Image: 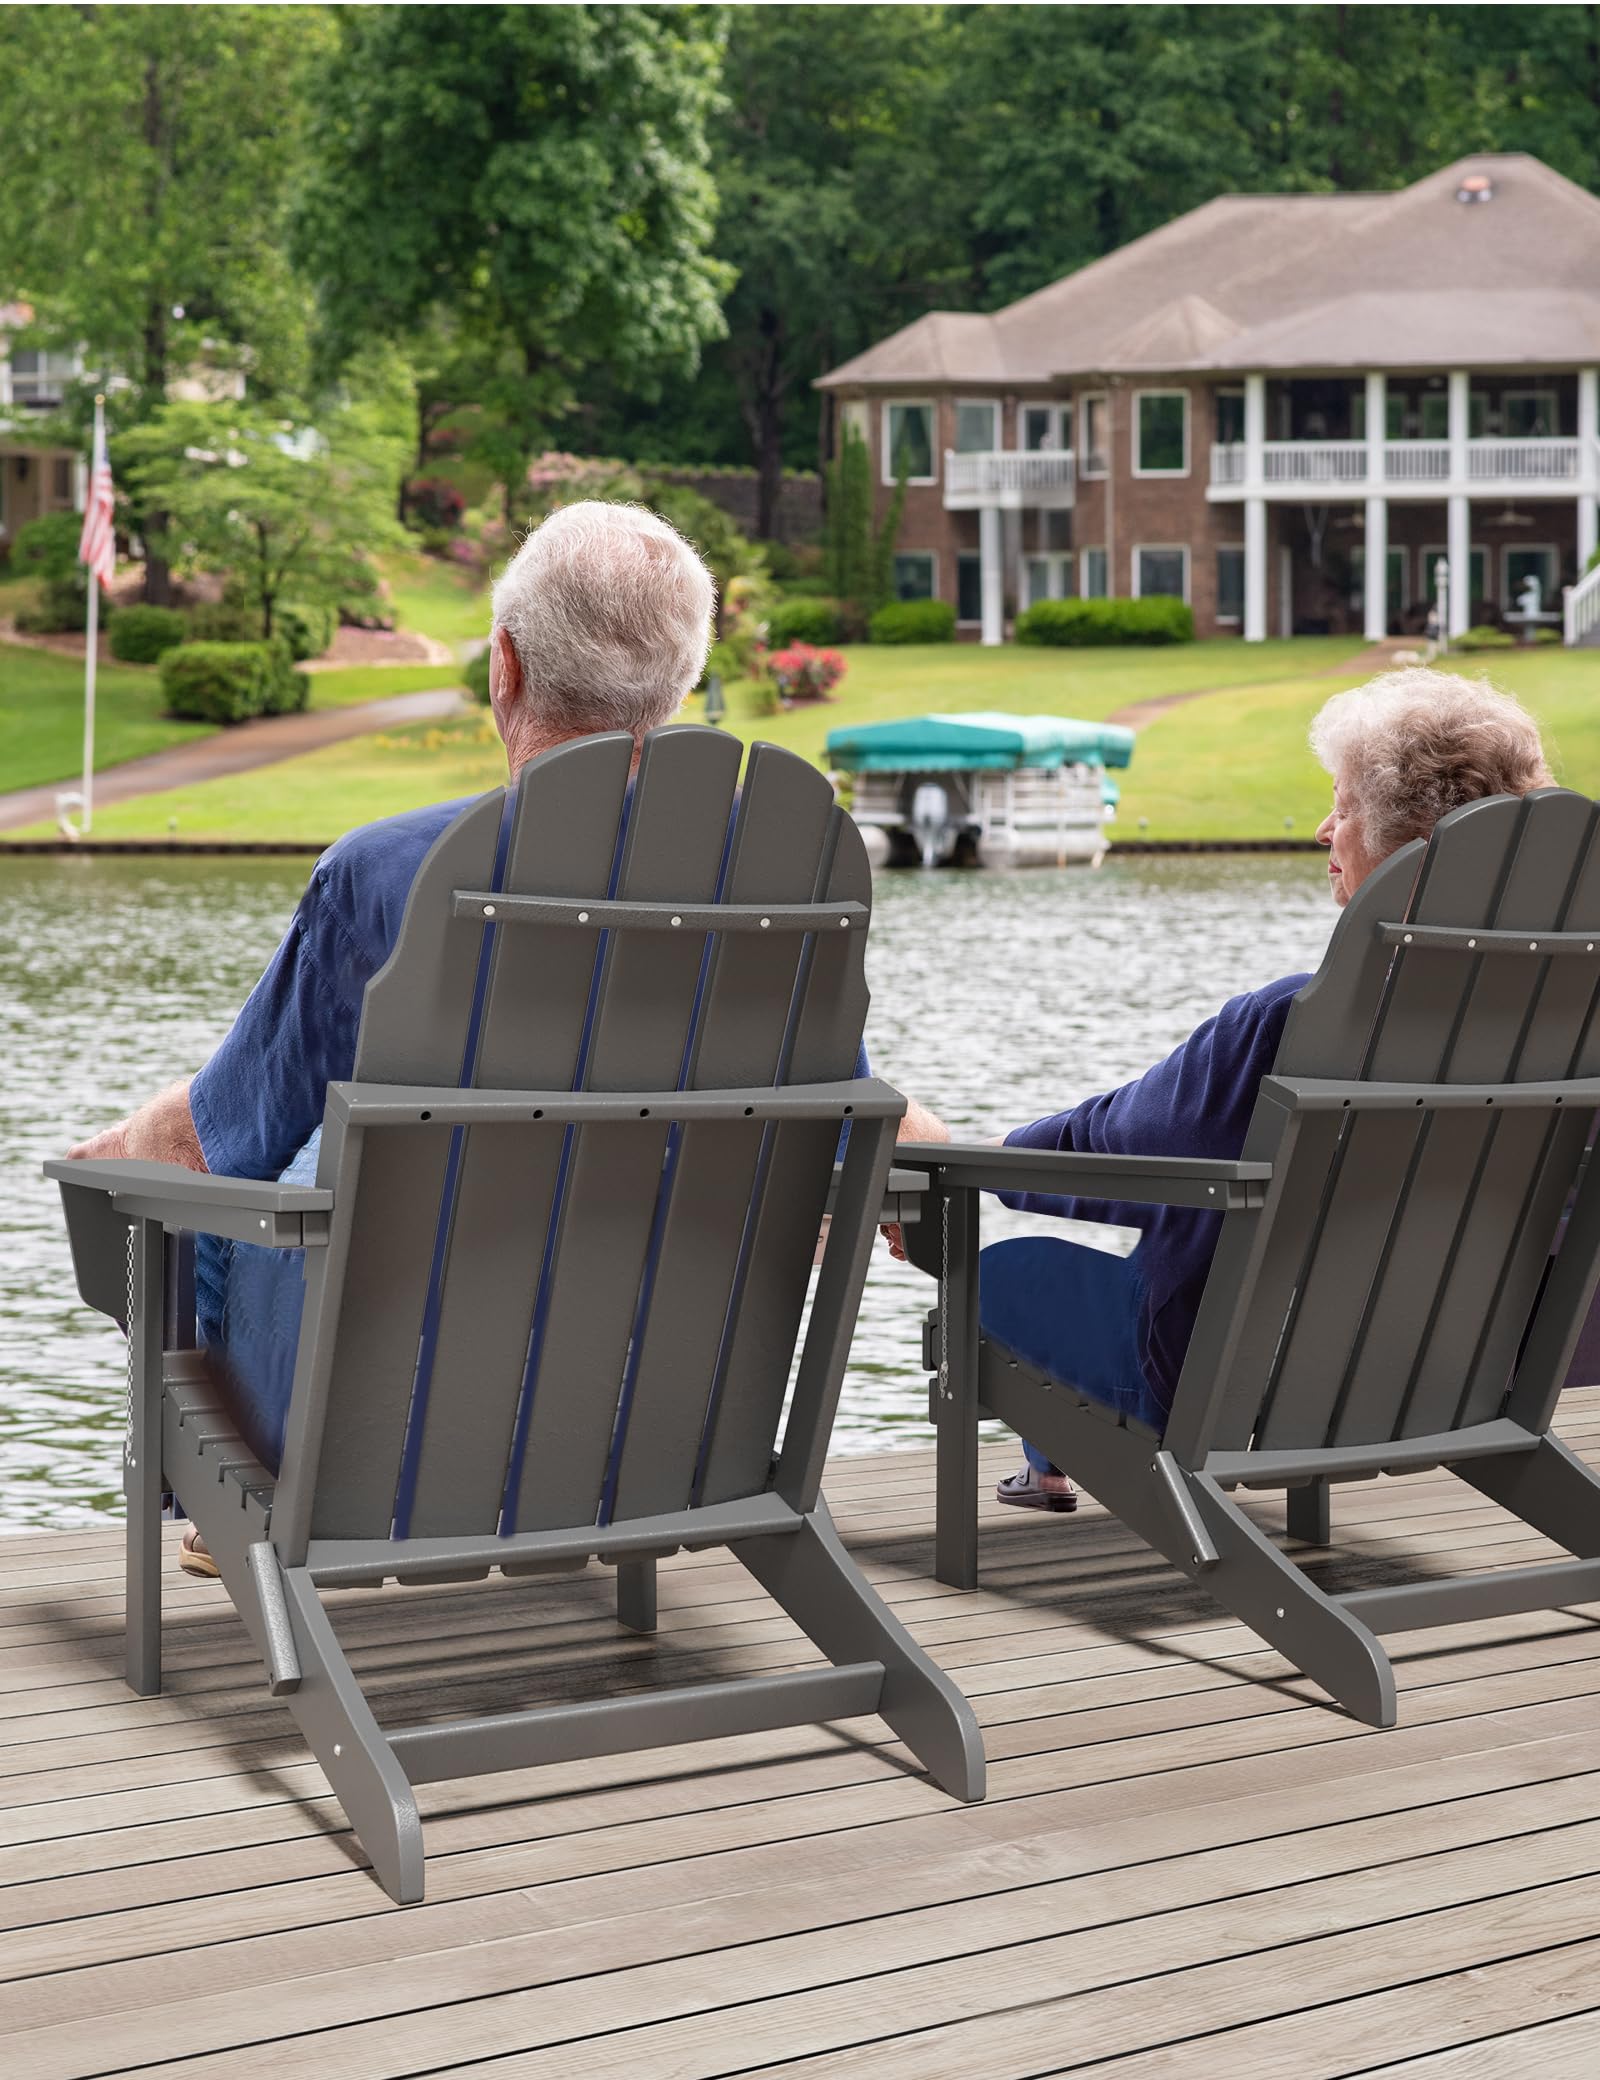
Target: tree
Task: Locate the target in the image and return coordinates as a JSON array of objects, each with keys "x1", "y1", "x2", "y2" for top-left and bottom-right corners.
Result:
[
  {"x1": 119, "y1": 386, "x2": 408, "y2": 640},
  {"x1": 0, "y1": 6, "x2": 329, "y2": 600},
  {"x1": 294, "y1": 5, "x2": 731, "y2": 513}
]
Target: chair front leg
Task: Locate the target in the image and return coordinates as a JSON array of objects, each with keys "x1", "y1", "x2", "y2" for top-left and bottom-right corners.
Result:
[
  {"x1": 125, "y1": 1219, "x2": 166, "y2": 1696},
  {"x1": 933, "y1": 1184, "x2": 982, "y2": 1591}
]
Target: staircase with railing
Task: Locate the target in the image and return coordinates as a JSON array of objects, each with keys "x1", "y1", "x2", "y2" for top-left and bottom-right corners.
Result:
[{"x1": 1564, "y1": 559, "x2": 1600, "y2": 646}]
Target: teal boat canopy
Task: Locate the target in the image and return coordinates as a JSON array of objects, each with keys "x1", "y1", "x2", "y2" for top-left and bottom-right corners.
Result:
[{"x1": 825, "y1": 711, "x2": 1135, "y2": 775}]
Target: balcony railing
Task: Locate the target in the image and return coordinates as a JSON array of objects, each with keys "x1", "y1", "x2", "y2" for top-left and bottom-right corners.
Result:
[
  {"x1": 943, "y1": 449, "x2": 1076, "y2": 506},
  {"x1": 1211, "y1": 437, "x2": 1592, "y2": 491}
]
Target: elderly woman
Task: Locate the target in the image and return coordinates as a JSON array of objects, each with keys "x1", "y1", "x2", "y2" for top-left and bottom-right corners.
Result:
[{"x1": 897, "y1": 667, "x2": 1554, "y2": 1513}]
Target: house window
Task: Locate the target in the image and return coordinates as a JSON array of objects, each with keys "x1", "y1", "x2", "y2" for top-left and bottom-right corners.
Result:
[
  {"x1": 1215, "y1": 390, "x2": 1245, "y2": 447},
  {"x1": 883, "y1": 401, "x2": 935, "y2": 484},
  {"x1": 953, "y1": 400, "x2": 999, "y2": 454},
  {"x1": 1504, "y1": 543, "x2": 1559, "y2": 611},
  {"x1": 1133, "y1": 545, "x2": 1189, "y2": 601},
  {"x1": 1503, "y1": 390, "x2": 1560, "y2": 439},
  {"x1": 1353, "y1": 390, "x2": 1409, "y2": 441},
  {"x1": 893, "y1": 551, "x2": 936, "y2": 601},
  {"x1": 1081, "y1": 394, "x2": 1108, "y2": 477},
  {"x1": 52, "y1": 457, "x2": 72, "y2": 502},
  {"x1": 839, "y1": 399, "x2": 869, "y2": 449},
  {"x1": 8, "y1": 349, "x2": 76, "y2": 409},
  {"x1": 1422, "y1": 544, "x2": 1486, "y2": 605},
  {"x1": 957, "y1": 553, "x2": 983, "y2": 623},
  {"x1": 1135, "y1": 391, "x2": 1189, "y2": 476},
  {"x1": 1022, "y1": 403, "x2": 1066, "y2": 452},
  {"x1": 1419, "y1": 390, "x2": 1489, "y2": 439},
  {"x1": 1351, "y1": 547, "x2": 1409, "y2": 619},
  {"x1": 1022, "y1": 553, "x2": 1072, "y2": 607},
  {"x1": 1081, "y1": 545, "x2": 1109, "y2": 597},
  {"x1": 1216, "y1": 546, "x2": 1245, "y2": 624}
]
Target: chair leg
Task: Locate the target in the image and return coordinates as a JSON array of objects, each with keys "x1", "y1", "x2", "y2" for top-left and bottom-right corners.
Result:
[
  {"x1": 733, "y1": 1502, "x2": 985, "y2": 1803},
  {"x1": 1189, "y1": 1472, "x2": 1397, "y2": 1728},
  {"x1": 617, "y1": 1557, "x2": 657, "y2": 1633},
  {"x1": 934, "y1": 1191, "x2": 981, "y2": 1592},
  {"x1": 125, "y1": 1221, "x2": 165, "y2": 1697},
  {"x1": 280, "y1": 1569, "x2": 425, "y2": 1904},
  {"x1": 1286, "y1": 1477, "x2": 1331, "y2": 1546}
]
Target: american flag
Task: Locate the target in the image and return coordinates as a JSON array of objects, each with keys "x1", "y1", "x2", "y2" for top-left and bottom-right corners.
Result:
[{"x1": 78, "y1": 403, "x2": 116, "y2": 591}]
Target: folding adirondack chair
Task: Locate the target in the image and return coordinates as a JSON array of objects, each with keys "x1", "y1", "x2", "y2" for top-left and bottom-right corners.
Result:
[
  {"x1": 900, "y1": 787, "x2": 1600, "y2": 1727},
  {"x1": 46, "y1": 727, "x2": 983, "y2": 1902}
]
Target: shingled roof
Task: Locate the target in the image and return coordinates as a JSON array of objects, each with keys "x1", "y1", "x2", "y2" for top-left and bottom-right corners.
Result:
[{"x1": 816, "y1": 156, "x2": 1600, "y2": 388}]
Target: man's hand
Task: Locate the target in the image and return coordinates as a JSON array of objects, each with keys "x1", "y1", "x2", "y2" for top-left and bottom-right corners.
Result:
[{"x1": 69, "y1": 1079, "x2": 208, "y2": 1172}]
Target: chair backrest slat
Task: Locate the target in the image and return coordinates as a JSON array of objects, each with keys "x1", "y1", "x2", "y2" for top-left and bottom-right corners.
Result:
[
  {"x1": 397, "y1": 737, "x2": 633, "y2": 1537},
  {"x1": 696, "y1": 815, "x2": 872, "y2": 1506},
  {"x1": 608, "y1": 745, "x2": 840, "y2": 1521},
  {"x1": 1181, "y1": 788, "x2": 1600, "y2": 1467}
]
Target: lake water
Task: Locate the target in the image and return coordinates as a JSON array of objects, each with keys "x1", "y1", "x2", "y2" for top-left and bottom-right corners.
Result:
[{"x1": 0, "y1": 850, "x2": 1337, "y2": 1529}]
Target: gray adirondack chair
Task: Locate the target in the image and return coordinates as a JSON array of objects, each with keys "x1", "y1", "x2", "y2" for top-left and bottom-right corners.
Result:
[
  {"x1": 900, "y1": 787, "x2": 1600, "y2": 1727},
  {"x1": 46, "y1": 727, "x2": 983, "y2": 1902}
]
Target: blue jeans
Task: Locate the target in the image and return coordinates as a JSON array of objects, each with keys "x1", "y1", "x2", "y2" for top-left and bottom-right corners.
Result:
[{"x1": 977, "y1": 1234, "x2": 1153, "y2": 1472}]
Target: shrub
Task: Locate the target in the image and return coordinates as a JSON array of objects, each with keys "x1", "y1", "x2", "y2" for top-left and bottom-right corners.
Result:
[
  {"x1": 762, "y1": 641, "x2": 847, "y2": 705},
  {"x1": 780, "y1": 574, "x2": 834, "y2": 598},
  {"x1": 464, "y1": 647, "x2": 492, "y2": 705},
  {"x1": 403, "y1": 476, "x2": 467, "y2": 533},
  {"x1": 1015, "y1": 597, "x2": 1194, "y2": 646},
  {"x1": 11, "y1": 510, "x2": 86, "y2": 584},
  {"x1": 188, "y1": 594, "x2": 260, "y2": 643},
  {"x1": 160, "y1": 639, "x2": 306, "y2": 723},
  {"x1": 1450, "y1": 624, "x2": 1516, "y2": 651},
  {"x1": 14, "y1": 578, "x2": 88, "y2": 634},
  {"x1": 108, "y1": 604, "x2": 188, "y2": 664},
  {"x1": 766, "y1": 597, "x2": 844, "y2": 647},
  {"x1": 868, "y1": 598, "x2": 957, "y2": 645},
  {"x1": 275, "y1": 601, "x2": 334, "y2": 661}
]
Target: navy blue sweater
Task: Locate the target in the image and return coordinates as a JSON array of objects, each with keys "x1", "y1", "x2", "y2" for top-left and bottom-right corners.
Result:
[{"x1": 1001, "y1": 972, "x2": 1310, "y2": 1424}]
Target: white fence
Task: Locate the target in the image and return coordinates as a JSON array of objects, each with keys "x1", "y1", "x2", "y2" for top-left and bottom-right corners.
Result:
[
  {"x1": 1565, "y1": 560, "x2": 1600, "y2": 646},
  {"x1": 944, "y1": 450, "x2": 1076, "y2": 502}
]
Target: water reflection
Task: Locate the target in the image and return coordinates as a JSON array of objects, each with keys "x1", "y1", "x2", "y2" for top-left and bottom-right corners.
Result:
[{"x1": 0, "y1": 852, "x2": 1336, "y2": 1528}]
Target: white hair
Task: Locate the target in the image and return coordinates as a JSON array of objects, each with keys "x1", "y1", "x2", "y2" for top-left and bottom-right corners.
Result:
[
  {"x1": 491, "y1": 501, "x2": 716, "y2": 737},
  {"x1": 1309, "y1": 666, "x2": 1552, "y2": 859}
]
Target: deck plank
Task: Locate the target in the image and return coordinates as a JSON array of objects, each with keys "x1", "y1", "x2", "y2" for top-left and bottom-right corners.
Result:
[{"x1": 2, "y1": 1397, "x2": 1600, "y2": 2077}]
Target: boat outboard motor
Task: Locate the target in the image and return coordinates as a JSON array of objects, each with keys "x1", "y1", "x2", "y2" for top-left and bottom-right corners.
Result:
[{"x1": 911, "y1": 781, "x2": 952, "y2": 867}]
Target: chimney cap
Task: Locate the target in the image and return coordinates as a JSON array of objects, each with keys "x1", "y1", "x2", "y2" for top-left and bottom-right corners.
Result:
[{"x1": 1455, "y1": 172, "x2": 1494, "y2": 204}]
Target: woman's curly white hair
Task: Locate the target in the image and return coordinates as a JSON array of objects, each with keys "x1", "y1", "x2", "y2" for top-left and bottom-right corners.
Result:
[{"x1": 1310, "y1": 667, "x2": 1552, "y2": 859}]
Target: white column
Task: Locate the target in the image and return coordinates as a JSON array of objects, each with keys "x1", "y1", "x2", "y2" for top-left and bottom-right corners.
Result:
[
  {"x1": 1365, "y1": 371, "x2": 1386, "y2": 488},
  {"x1": 1448, "y1": 492, "x2": 1471, "y2": 640},
  {"x1": 1448, "y1": 368, "x2": 1470, "y2": 483},
  {"x1": 1364, "y1": 497, "x2": 1388, "y2": 642},
  {"x1": 979, "y1": 504, "x2": 1004, "y2": 646},
  {"x1": 1579, "y1": 367, "x2": 1599, "y2": 572},
  {"x1": 1243, "y1": 373, "x2": 1265, "y2": 487},
  {"x1": 1244, "y1": 496, "x2": 1267, "y2": 643}
]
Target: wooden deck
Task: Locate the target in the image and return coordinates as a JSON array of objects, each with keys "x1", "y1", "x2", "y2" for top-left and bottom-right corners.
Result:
[{"x1": 5, "y1": 1401, "x2": 1600, "y2": 2078}]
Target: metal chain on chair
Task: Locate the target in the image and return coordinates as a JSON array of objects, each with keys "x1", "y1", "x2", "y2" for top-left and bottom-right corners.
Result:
[{"x1": 123, "y1": 1224, "x2": 137, "y2": 1469}]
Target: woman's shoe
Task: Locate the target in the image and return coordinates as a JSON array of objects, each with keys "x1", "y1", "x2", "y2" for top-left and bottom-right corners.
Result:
[
  {"x1": 996, "y1": 1467, "x2": 1078, "y2": 1513},
  {"x1": 178, "y1": 1525, "x2": 221, "y2": 1580}
]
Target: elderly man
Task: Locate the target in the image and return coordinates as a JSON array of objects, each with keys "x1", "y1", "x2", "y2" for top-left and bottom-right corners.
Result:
[{"x1": 70, "y1": 502, "x2": 718, "y2": 1569}]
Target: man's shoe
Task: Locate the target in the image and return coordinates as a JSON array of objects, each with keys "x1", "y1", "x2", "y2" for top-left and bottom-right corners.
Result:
[{"x1": 996, "y1": 1467, "x2": 1078, "y2": 1513}]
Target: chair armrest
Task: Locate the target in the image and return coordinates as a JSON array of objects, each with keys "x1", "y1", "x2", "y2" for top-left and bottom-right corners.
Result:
[
  {"x1": 893, "y1": 1141, "x2": 1272, "y2": 1212},
  {"x1": 827, "y1": 1162, "x2": 930, "y2": 1227},
  {"x1": 43, "y1": 1158, "x2": 333, "y2": 1247}
]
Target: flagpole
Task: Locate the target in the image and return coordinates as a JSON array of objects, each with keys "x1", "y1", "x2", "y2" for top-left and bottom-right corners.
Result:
[{"x1": 80, "y1": 394, "x2": 105, "y2": 837}]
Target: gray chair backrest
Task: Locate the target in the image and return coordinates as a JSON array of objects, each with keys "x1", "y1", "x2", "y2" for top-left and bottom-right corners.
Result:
[
  {"x1": 1181, "y1": 788, "x2": 1600, "y2": 1459},
  {"x1": 281, "y1": 728, "x2": 872, "y2": 1545}
]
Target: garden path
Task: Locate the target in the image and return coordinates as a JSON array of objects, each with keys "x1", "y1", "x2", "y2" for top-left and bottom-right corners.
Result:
[{"x1": 0, "y1": 686, "x2": 465, "y2": 834}]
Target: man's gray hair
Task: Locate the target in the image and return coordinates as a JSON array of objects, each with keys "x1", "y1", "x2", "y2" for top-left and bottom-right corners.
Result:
[
  {"x1": 491, "y1": 500, "x2": 716, "y2": 737},
  {"x1": 1310, "y1": 666, "x2": 1552, "y2": 858}
]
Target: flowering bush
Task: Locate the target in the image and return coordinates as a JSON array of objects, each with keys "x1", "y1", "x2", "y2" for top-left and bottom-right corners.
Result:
[
  {"x1": 402, "y1": 477, "x2": 466, "y2": 532},
  {"x1": 762, "y1": 640, "x2": 847, "y2": 706}
]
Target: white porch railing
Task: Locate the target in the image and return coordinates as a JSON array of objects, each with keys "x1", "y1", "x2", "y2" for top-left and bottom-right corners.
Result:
[
  {"x1": 943, "y1": 449, "x2": 1076, "y2": 503},
  {"x1": 1470, "y1": 439, "x2": 1581, "y2": 482},
  {"x1": 1262, "y1": 441, "x2": 1368, "y2": 485},
  {"x1": 1210, "y1": 443, "x2": 1247, "y2": 485},
  {"x1": 1565, "y1": 560, "x2": 1600, "y2": 646},
  {"x1": 1384, "y1": 440, "x2": 1451, "y2": 483}
]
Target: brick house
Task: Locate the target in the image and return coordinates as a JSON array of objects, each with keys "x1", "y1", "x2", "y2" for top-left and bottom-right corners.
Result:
[
  {"x1": 0, "y1": 307, "x2": 83, "y2": 550},
  {"x1": 815, "y1": 154, "x2": 1600, "y2": 644}
]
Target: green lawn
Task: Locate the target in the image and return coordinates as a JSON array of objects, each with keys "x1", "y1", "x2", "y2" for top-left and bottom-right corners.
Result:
[
  {"x1": 308, "y1": 662, "x2": 468, "y2": 707},
  {"x1": 378, "y1": 551, "x2": 493, "y2": 651},
  {"x1": 1118, "y1": 648, "x2": 1600, "y2": 841},
  {"x1": 0, "y1": 640, "x2": 211, "y2": 794}
]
